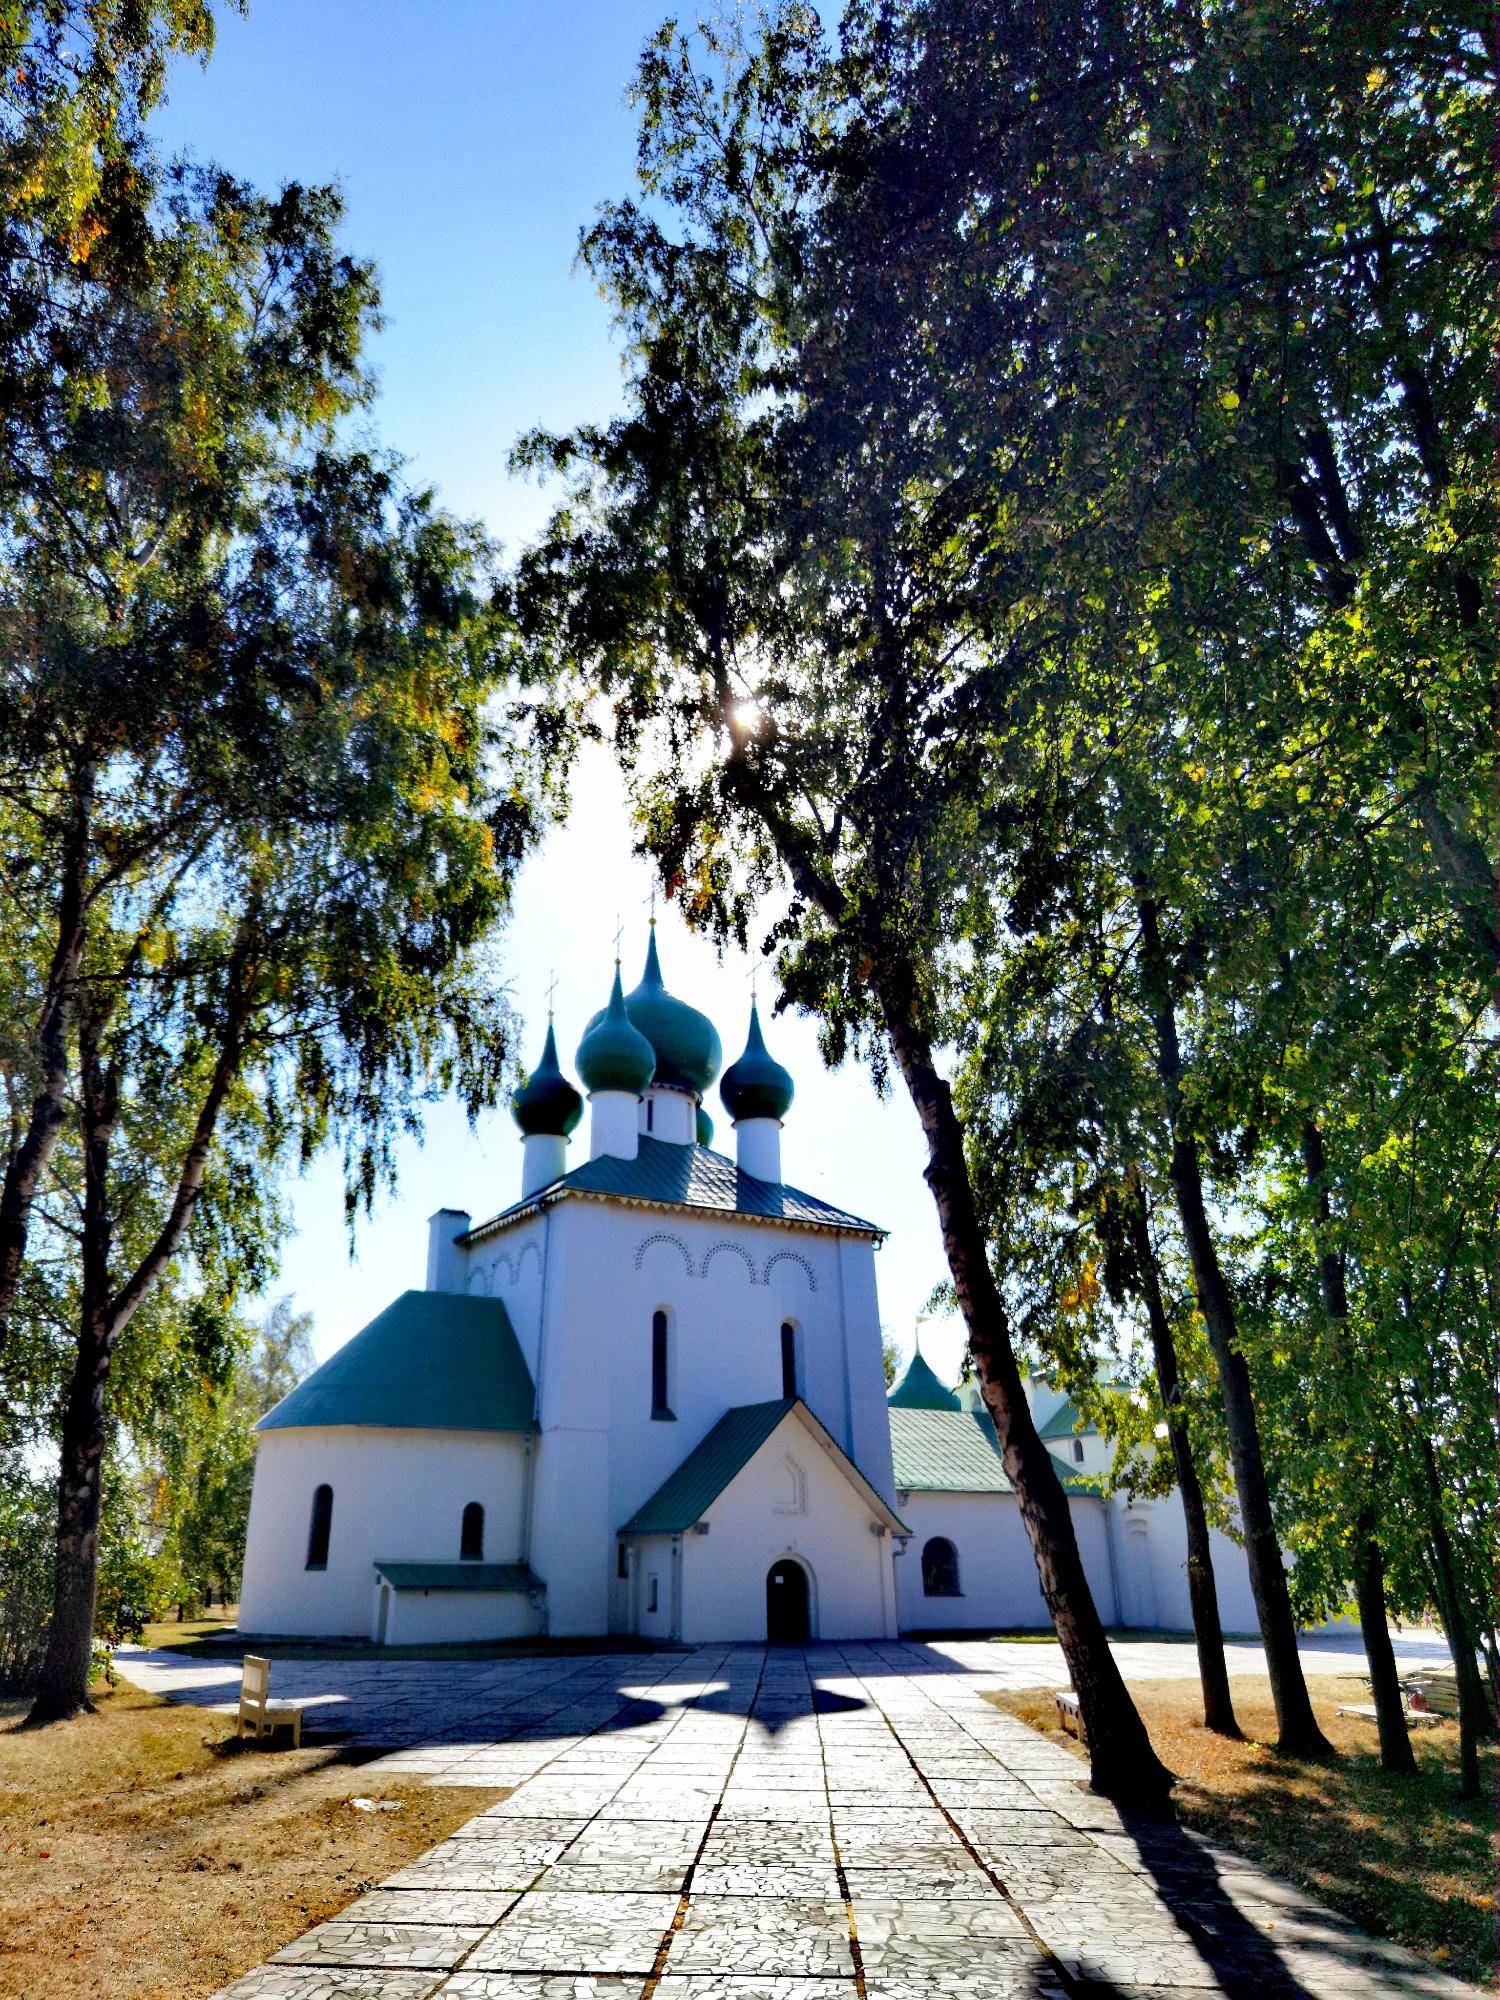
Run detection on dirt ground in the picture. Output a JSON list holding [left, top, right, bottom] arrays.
[[986, 1672, 1495, 1988], [0, 1679, 506, 2000]]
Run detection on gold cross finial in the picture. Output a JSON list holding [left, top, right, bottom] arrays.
[[545, 969, 558, 1020], [613, 913, 623, 965]]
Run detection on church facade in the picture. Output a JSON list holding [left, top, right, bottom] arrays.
[[238, 932, 1257, 1646]]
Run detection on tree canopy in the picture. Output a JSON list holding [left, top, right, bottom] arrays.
[[518, 0, 1494, 1794]]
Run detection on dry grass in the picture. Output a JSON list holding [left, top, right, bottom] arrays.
[[985, 1673, 1496, 1987], [0, 1679, 506, 2000]]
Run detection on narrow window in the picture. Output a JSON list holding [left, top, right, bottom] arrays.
[[780, 1322, 797, 1399], [1071, 1439, 1085, 1465], [305, 1484, 333, 1570], [651, 1309, 672, 1418], [617, 1541, 629, 1581], [645, 1097, 654, 1131], [647, 1575, 659, 1613], [921, 1536, 961, 1598], [460, 1501, 484, 1561]]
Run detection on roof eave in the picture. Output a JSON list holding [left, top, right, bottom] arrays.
[[461, 1183, 887, 1250]]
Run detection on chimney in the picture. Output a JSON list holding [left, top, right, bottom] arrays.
[[426, 1208, 471, 1292]]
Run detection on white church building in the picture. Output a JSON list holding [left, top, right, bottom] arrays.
[[238, 931, 1258, 1647]]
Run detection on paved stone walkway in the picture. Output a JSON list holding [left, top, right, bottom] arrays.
[[112, 1640, 1479, 2000], [118, 1630, 1453, 1751]]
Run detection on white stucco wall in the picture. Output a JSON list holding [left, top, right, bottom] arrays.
[[474, 1193, 894, 1638], [668, 1415, 896, 1642], [628, 1532, 678, 1643], [239, 1426, 531, 1639], [1109, 1493, 1260, 1635], [461, 1211, 547, 1386], [375, 1581, 544, 1646], [893, 1483, 1266, 1637], [894, 1490, 1118, 1632]]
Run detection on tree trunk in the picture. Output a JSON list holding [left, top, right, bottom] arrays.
[[718, 761, 1171, 1803], [879, 985, 1174, 1806], [27, 1031, 117, 1724], [25, 960, 250, 1725], [1299, 1119, 1414, 1773], [1133, 887, 1333, 1758], [1480, 1629, 1499, 1717], [1410, 1421, 1490, 1797], [0, 763, 93, 1367], [1125, 1186, 1240, 1738], [1351, 1522, 1418, 1776]]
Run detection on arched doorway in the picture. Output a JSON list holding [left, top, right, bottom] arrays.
[[765, 1558, 810, 1644]]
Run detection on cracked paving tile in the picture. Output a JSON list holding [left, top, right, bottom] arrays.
[[666, 1896, 855, 1977], [215, 1972, 447, 2000], [463, 1892, 681, 1976], [339, 1889, 519, 1926], [270, 1921, 487, 1970]]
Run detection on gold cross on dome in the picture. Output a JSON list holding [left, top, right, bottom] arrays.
[[545, 969, 558, 1020], [613, 914, 623, 965]]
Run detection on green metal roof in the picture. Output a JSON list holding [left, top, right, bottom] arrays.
[[887, 1350, 962, 1411], [257, 1291, 536, 1436], [373, 1561, 541, 1593], [622, 1398, 907, 1535], [890, 1407, 1011, 1491], [890, 1408, 1102, 1497], [1039, 1395, 1097, 1440], [623, 1399, 794, 1533], [465, 1135, 881, 1243]]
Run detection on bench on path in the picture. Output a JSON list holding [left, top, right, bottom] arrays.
[[236, 1654, 307, 1748], [1055, 1689, 1082, 1738]]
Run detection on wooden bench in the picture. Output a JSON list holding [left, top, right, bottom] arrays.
[[1055, 1689, 1082, 1738], [1336, 1701, 1442, 1729], [237, 1654, 307, 1748]]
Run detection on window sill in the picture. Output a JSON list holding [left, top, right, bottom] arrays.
[[651, 1408, 677, 1421], [305, 1563, 328, 1573]]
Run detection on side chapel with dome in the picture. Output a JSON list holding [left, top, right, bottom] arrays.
[[238, 930, 1257, 1645]]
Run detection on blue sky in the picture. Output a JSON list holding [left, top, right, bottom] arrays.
[[149, 1, 968, 1390]]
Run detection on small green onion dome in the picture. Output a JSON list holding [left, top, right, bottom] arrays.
[[696, 1105, 715, 1147], [512, 1021, 584, 1136], [887, 1349, 961, 1411], [720, 1001, 794, 1123], [583, 927, 721, 1096], [576, 965, 656, 1095]]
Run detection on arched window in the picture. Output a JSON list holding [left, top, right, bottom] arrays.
[[1071, 1438, 1085, 1465], [460, 1501, 484, 1561], [651, 1309, 672, 1418], [780, 1322, 797, 1399], [921, 1535, 960, 1598], [305, 1484, 333, 1571]]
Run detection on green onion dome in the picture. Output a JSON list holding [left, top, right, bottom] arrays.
[[576, 965, 656, 1095], [512, 1021, 584, 1136], [696, 1105, 715, 1147], [719, 1001, 794, 1123], [586, 927, 721, 1096], [887, 1349, 961, 1411]]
